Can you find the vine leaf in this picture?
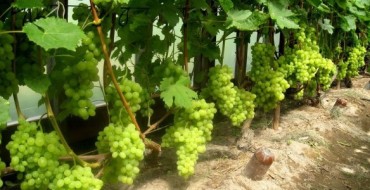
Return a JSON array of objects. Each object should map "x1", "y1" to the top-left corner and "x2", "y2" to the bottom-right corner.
[
  {"x1": 24, "y1": 74, "x2": 51, "y2": 94},
  {"x1": 23, "y1": 17, "x2": 85, "y2": 51},
  {"x1": 340, "y1": 15, "x2": 357, "y2": 32},
  {"x1": 12, "y1": 0, "x2": 43, "y2": 8},
  {"x1": 226, "y1": 10, "x2": 268, "y2": 31},
  {"x1": 219, "y1": 0, "x2": 234, "y2": 12},
  {"x1": 318, "y1": 19, "x2": 334, "y2": 34},
  {"x1": 160, "y1": 76, "x2": 198, "y2": 109},
  {"x1": 267, "y1": 1, "x2": 300, "y2": 29},
  {"x1": 0, "y1": 97, "x2": 10, "y2": 128}
]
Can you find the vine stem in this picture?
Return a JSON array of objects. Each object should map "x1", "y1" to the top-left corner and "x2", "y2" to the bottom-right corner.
[
  {"x1": 44, "y1": 94, "x2": 100, "y2": 168},
  {"x1": 13, "y1": 94, "x2": 25, "y2": 120},
  {"x1": 143, "y1": 111, "x2": 172, "y2": 135},
  {"x1": 11, "y1": 12, "x2": 26, "y2": 120},
  {"x1": 220, "y1": 31, "x2": 227, "y2": 66},
  {"x1": 89, "y1": 0, "x2": 161, "y2": 152},
  {"x1": 59, "y1": 153, "x2": 110, "y2": 163},
  {"x1": 0, "y1": 31, "x2": 24, "y2": 35},
  {"x1": 183, "y1": 0, "x2": 190, "y2": 72}
]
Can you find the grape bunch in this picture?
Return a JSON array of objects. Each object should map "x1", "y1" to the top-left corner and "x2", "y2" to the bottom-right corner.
[
  {"x1": 277, "y1": 27, "x2": 336, "y2": 91},
  {"x1": 96, "y1": 123, "x2": 145, "y2": 184},
  {"x1": 105, "y1": 77, "x2": 143, "y2": 125},
  {"x1": 345, "y1": 45, "x2": 367, "y2": 77},
  {"x1": 250, "y1": 43, "x2": 290, "y2": 111},
  {"x1": 0, "y1": 160, "x2": 4, "y2": 187},
  {"x1": 49, "y1": 164, "x2": 103, "y2": 190},
  {"x1": 162, "y1": 99, "x2": 217, "y2": 178},
  {"x1": 6, "y1": 120, "x2": 66, "y2": 189},
  {"x1": 59, "y1": 31, "x2": 101, "y2": 120},
  {"x1": 92, "y1": 0, "x2": 129, "y2": 7},
  {"x1": 202, "y1": 65, "x2": 255, "y2": 126},
  {"x1": 139, "y1": 89, "x2": 155, "y2": 117},
  {"x1": 0, "y1": 22, "x2": 18, "y2": 99},
  {"x1": 13, "y1": 34, "x2": 44, "y2": 86},
  {"x1": 337, "y1": 60, "x2": 349, "y2": 80},
  {"x1": 72, "y1": 3, "x2": 90, "y2": 23},
  {"x1": 153, "y1": 59, "x2": 188, "y2": 84}
]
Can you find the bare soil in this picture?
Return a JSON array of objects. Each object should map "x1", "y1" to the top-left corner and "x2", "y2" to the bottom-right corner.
[{"x1": 106, "y1": 76, "x2": 370, "y2": 190}]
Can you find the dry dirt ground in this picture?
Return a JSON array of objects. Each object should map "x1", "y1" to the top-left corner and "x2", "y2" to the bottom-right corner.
[{"x1": 107, "y1": 76, "x2": 370, "y2": 190}]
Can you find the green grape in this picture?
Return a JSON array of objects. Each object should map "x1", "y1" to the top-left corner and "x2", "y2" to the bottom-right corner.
[
  {"x1": 59, "y1": 31, "x2": 101, "y2": 120},
  {"x1": 294, "y1": 89, "x2": 304, "y2": 100},
  {"x1": 139, "y1": 89, "x2": 155, "y2": 117},
  {"x1": 105, "y1": 77, "x2": 143, "y2": 125},
  {"x1": 92, "y1": 0, "x2": 130, "y2": 8},
  {"x1": 0, "y1": 22, "x2": 18, "y2": 99},
  {"x1": 96, "y1": 123, "x2": 145, "y2": 184},
  {"x1": 153, "y1": 59, "x2": 188, "y2": 84},
  {"x1": 337, "y1": 60, "x2": 349, "y2": 80},
  {"x1": 0, "y1": 160, "x2": 4, "y2": 187},
  {"x1": 6, "y1": 120, "x2": 67, "y2": 189},
  {"x1": 14, "y1": 34, "x2": 44, "y2": 86},
  {"x1": 49, "y1": 164, "x2": 103, "y2": 190},
  {"x1": 250, "y1": 43, "x2": 290, "y2": 111},
  {"x1": 202, "y1": 65, "x2": 256, "y2": 126},
  {"x1": 345, "y1": 45, "x2": 367, "y2": 77},
  {"x1": 277, "y1": 27, "x2": 336, "y2": 95},
  {"x1": 162, "y1": 99, "x2": 217, "y2": 178}
]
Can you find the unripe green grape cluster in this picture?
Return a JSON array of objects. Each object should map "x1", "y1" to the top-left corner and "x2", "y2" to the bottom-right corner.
[
  {"x1": 0, "y1": 160, "x2": 4, "y2": 187},
  {"x1": 277, "y1": 27, "x2": 336, "y2": 91},
  {"x1": 14, "y1": 35, "x2": 44, "y2": 86},
  {"x1": 162, "y1": 99, "x2": 216, "y2": 178},
  {"x1": 96, "y1": 123, "x2": 145, "y2": 184},
  {"x1": 49, "y1": 164, "x2": 103, "y2": 190},
  {"x1": 153, "y1": 59, "x2": 188, "y2": 84},
  {"x1": 346, "y1": 45, "x2": 367, "y2": 77},
  {"x1": 139, "y1": 89, "x2": 155, "y2": 117},
  {"x1": 0, "y1": 22, "x2": 18, "y2": 99},
  {"x1": 6, "y1": 120, "x2": 66, "y2": 189},
  {"x1": 337, "y1": 60, "x2": 349, "y2": 80},
  {"x1": 72, "y1": 3, "x2": 90, "y2": 22},
  {"x1": 203, "y1": 65, "x2": 255, "y2": 126},
  {"x1": 317, "y1": 58, "x2": 336, "y2": 90},
  {"x1": 60, "y1": 31, "x2": 101, "y2": 120},
  {"x1": 105, "y1": 77, "x2": 142, "y2": 125},
  {"x1": 250, "y1": 43, "x2": 290, "y2": 111},
  {"x1": 92, "y1": 0, "x2": 129, "y2": 7}
]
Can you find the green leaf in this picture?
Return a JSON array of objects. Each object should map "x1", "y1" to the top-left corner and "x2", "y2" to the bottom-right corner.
[
  {"x1": 227, "y1": 10, "x2": 252, "y2": 24},
  {"x1": 160, "y1": 76, "x2": 198, "y2": 108},
  {"x1": 232, "y1": 11, "x2": 269, "y2": 31},
  {"x1": 318, "y1": 19, "x2": 334, "y2": 34},
  {"x1": 267, "y1": 1, "x2": 300, "y2": 29},
  {"x1": 340, "y1": 15, "x2": 357, "y2": 32},
  {"x1": 24, "y1": 74, "x2": 51, "y2": 94},
  {"x1": 226, "y1": 10, "x2": 268, "y2": 31},
  {"x1": 219, "y1": 0, "x2": 234, "y2": 12},
  {"x1": 12, "y1": 0, "x2": 43, "y2": 8},
  {"x1": 23, "y1": 17, "x2": 85, "y2": 51},
  {"x1": 0, "y1": 97, "x2": 10, "y2": 128}
]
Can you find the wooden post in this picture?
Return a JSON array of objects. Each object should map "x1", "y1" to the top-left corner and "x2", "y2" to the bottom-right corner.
[{"x1": 272, "y1": 103, "x2": 281, "y2": 130}]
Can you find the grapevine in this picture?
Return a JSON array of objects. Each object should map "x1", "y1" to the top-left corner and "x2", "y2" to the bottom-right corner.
[
  {"x1": 203, "y1": 65, "x2": 256, "y2": 126},
  {"x1": 162, "y1": 99, "x2": 216, "y2": 178},
  {"x1": 96, "y1": 123, "x2": 145, "y2": 184}
]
